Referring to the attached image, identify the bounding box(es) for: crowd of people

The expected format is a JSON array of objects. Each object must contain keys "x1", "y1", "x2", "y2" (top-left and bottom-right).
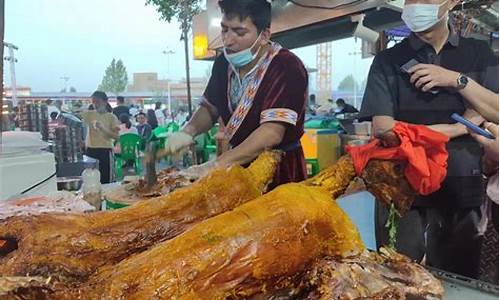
[{"x1": 306, "y1": 94, "x2": 359, "y2": 117}]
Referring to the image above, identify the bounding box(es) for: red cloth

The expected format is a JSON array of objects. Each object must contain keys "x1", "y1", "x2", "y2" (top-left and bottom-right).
[{"x1": 345, "y1": 122, "x2": 450, "y2": 196}]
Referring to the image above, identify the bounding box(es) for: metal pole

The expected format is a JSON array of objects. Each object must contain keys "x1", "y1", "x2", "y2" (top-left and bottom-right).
[
  {"x1": 4, "y1": 43, "x2": 18, "y2": 107},
  {"x1": 162, "y1": 49, "x2": 175, "y2": 119},
  {"x1": 348, "y1": 50, "x2": 362, "y2": 109},
  {"x1": 182, "y1": 0, "x2": 193, "y2": 117},
  {"x1": 167, "y1": 81, "x2": 172, "y2": 120},
  {"x1": 0, "y1": 0, "x2": 4, "y2": 143}
]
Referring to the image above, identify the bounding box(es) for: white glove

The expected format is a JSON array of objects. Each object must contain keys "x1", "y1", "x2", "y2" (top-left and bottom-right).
[
  {"x1": 165, "y1": 131, "x2": 194, "y2": 155},
  {"x1": 179, "y1": 160, "x2": 220, "y2": 180}
]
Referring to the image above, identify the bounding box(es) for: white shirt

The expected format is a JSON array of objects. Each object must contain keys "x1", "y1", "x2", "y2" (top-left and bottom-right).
[{"x1": 155, "y1": 109, "x2": 166, "y2": 126}]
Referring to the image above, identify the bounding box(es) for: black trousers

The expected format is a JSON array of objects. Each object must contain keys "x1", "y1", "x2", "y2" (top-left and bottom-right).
[
  {"x1": 375, "y1": 202, "x2": 483, "y2": 279},
  {"x1": 85, "y1": 148, "x2": 113, "y2": 184}
]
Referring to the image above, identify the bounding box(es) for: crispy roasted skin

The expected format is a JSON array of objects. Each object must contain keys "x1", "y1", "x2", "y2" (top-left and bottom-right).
[
  {"x1": 301, "y1": 247, "x2": 444, "y2": 300},
  {"x1": 2, "y1": 155, "x2": 420, "y2": 299},
  {"x1": 67, "y1": 183, "x2": 365, "y2": 300},
  {"x1": 0, "y1": 152, "x2": 281, "y2": 284},
  {"x1": 362, "y1": 160, "x2": 415, "y2": 215},
  {"x1": 304, "y1": 156, "x2": 356, "y2": 198},
  {"x1": 306, "y1": 156, "x2": 415, "y2": 215}
]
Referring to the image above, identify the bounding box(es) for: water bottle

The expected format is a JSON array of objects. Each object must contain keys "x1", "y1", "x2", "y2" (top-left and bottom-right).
[{"x1": 81, "y1": 168, "x2": 102, "y2": 210}]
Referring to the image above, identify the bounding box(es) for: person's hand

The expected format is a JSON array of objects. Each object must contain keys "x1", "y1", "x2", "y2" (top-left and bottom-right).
[
  {"x1": 178, "y1": 160, "x2": 221, "y2": 180},
  {"x1": 378, "y1": 129, "x2": 401, "y2": 148},
  {"x1": 165, "y1": 131, "x2": 194, "y2": 155},
  {"x1": 94, "y1": 121, "x2": 104, "y2": 130},
  {"x1": 463, "y1": 109, "x2": 485, "y2": 126},
  {"x1": 468, "y1": 122, "x2": 499, "y2": 164},
  {"x1": 408, "y1": 64, "x2": 460, "y2": 92}
]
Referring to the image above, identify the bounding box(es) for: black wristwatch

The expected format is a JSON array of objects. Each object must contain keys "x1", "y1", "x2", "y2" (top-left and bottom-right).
[{"x1": 456, "y1": 73, "x2": 469, "y2": 90}]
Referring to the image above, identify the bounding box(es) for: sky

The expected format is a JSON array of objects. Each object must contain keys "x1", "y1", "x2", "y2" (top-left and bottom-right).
[{"x1": 4, "y1": 0, "x2": 374, "y2": 93}]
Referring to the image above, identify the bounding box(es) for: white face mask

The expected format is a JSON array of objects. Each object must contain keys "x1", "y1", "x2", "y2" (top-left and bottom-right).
[
  {"x1": 401, "y1": 0, "x2": 449, "y2": 33},
  {"x1": 223, "y1": 33, "x2": 263, "y2": 68}
]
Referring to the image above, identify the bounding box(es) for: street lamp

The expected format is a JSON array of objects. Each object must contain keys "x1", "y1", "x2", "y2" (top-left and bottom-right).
[
  {"x1": 4, "y1": 42, "x2": 19, "y2": 107},
  {"x1": 162, "y1": 49, "x2": 175, "y2": 119},
  {"x1": 348, "y1": 50, "x2": 362, "y2": 109}
]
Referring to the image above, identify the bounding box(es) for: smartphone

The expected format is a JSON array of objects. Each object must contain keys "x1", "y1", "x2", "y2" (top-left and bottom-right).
[
  {"x1": 401, "y1": 59, "x2": 438, "y2": 94},
  {"x1": 400, "y1": 59, "x2": 420, "y2": 73},
  {"x1": 451, "y1": 113, "x2": 495, "y2": 139}
]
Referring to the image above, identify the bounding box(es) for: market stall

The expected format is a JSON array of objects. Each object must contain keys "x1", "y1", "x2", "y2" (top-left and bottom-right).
[{"x1": 0, "y1": 0, "x2": 498, "y2": 299}]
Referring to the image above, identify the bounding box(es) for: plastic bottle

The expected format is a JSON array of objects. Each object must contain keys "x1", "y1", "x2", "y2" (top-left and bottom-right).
[{"x1": 81, "y1": 168, "x2": 102, "y2": 209}]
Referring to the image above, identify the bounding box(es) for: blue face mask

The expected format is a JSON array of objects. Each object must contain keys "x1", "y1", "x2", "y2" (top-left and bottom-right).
[{"x1": 223, "y1": 33, "x2": 262, "y2": 68}]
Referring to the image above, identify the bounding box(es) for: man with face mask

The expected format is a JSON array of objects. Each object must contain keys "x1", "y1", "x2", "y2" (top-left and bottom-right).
[
  {"x1": 359, "y1": 0, "x2": 499, "y2": 279},
  {"x1": 158, "y1": 0, "x2": 308, "y2": 187},
  {"x1": 81, "y1": 91, "x2": 120, "y2": 184}
]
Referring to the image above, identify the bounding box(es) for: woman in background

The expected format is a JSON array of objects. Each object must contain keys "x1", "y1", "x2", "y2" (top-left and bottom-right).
[{"x1": 147, "y1": 109, "x2": 158, "y2": 130}]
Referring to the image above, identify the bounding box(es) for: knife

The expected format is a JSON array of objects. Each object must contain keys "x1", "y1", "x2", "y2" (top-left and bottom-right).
[{"x1": 144, "y1": 143, "x2": 158, "y2": 188}]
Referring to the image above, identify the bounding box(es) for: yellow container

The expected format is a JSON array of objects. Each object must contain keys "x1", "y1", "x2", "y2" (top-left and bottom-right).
[
  {"x1": 300, "y1": 129, "x2": 340, "y2": 171},
  {"x1": 301, "y1": 129, "x2": 319, "y2": 160}
]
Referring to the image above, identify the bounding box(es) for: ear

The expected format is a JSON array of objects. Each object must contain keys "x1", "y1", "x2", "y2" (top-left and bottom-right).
[
  {"x1": 260, "y1": 28, "x2": 271, "y2": 45},
  {"x1": 447, "y1": 0, "x2": 460, "y2": 11}
]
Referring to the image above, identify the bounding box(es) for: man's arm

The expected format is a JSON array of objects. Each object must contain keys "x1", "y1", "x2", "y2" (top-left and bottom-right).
[
  {"x1": 408, "y1": 63, "x2": 498, "y2": 123},
  {"x1": 373, "y1": 108, "x2": 484, "y2": 143},
  {"x1": 182, "y1": 105, "x2": 217, "y2": 138},
  {"x1": 216, "y1": 122, "x2": 286, "y2": 167},
  {"x1": 96, "y1": 122, "x2": 119, "y2": 140},
  {"x1": 155, "y1": 105, "x2": 217, "y2": 158},
  {"x1": 457, "y1": 79, "x2": 498, "y2": 123}
]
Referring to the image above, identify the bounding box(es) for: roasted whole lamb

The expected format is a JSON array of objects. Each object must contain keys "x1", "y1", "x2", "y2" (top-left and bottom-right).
[
  {"x1": 1, "y1": 155, "x2": 432, "y2": 300},
  {"x1": 0, "y1": 151, "x2": 281, "y2": 283},
  {"x1": 63, "y1": 175, "x2": 365, "y2": 299}
]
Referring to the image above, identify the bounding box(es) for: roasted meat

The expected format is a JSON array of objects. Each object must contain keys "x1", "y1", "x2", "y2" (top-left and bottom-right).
[
  {"x1": 361, "y1": 160, "x2": 415, "y2": 215},
  {"x1": 105, "y1": 168, "x2": 192, "y2": 205},
  {"x1": 67, "y1": 159, "x2": 417, "y2": 299},
  {"x1": 134, "y1": 167, "x2": 191, "y2": 197},
  {"x1": 1, "y1": 155, "x2": 422, "y2": 299},
  {"x1": 67, "y1": 182, "x2": 365, "y2": 299},
  {"x1": 301, "y1": 247, "x2": 444, "y2": 300},
  {"x1": 0, "y1": 151, "x2": 281, "y2": 283},
  {"x1": 306, "y1": 157, "x2": 415, "y2": 215}
]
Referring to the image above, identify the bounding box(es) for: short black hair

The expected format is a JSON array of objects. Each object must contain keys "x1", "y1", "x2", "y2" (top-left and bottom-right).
[
  {"x1": 50, "y1": 111, "x2": 59, "y2": 120},
  {"x1": 218, "y1": 0, "x2": 271, "y2": 33},
  {"x1": 155, "y1": 102, "x2": 162, "y2": 109},
  {"x1": 336, "y1": 98, "x2": 346, "y2": 105},
  {"x1": 117, "y1": 96, "x2": 125, "y2": 104},
  {"x1": 91, "y1": 91, "x2": 108, "y2": 102},
  {"x1": 135, "y1": 112, "x2": 146, "y2": 118}
]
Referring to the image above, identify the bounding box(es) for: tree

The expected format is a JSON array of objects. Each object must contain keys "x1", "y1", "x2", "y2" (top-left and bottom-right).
[
  {"x1": 98, "y1": 58, "x2": 128, "y2": 95},
  {"x1": 146, "y1": 0, "x2": 203, "y2": 116},
  {"x1": 337, "y1": 75, "x2": 359, "y2": 92},
  {"x1": 69, "y1": 86, "x2": 77, "y2": 93}
]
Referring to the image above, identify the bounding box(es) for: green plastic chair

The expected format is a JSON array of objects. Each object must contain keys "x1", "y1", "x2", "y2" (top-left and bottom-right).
[
  {"x1": 150, "y1": 123, "x2": 180, "y2": 164},
  {"x1": 115, "y1": 133, "x2": 142, "y2": 180},
  {"x1": 305, "y1": 158, "x2": 320, "y2": 178},
  {"x1": 152, "y1": 126, "x2": 168, "y2": 152},
  {"x1": 200, "y1": 124, "x2": 219, "y2": 163},
  {"x1": 165, "y1": 121, "x2": 180, "y2": 134}
]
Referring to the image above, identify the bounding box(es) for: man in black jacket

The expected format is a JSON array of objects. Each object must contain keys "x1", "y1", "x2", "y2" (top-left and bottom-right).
[
  {"x1": 359, "y1": 0, "x2": 498, "y2": 279},
  {"x1": 112, "y1": 96, "x2": 130, "y2": 119}
]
